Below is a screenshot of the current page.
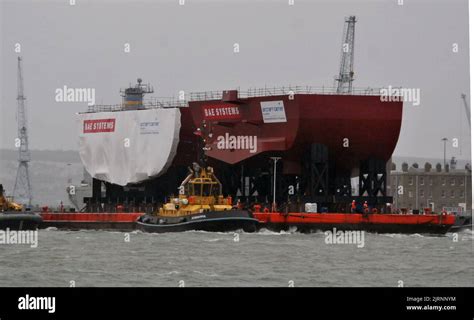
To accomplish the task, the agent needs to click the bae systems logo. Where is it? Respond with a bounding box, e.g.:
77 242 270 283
83 119 116 133
203 105 241 120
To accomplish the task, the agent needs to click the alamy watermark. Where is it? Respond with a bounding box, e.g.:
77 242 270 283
216 133 258 153
324 228 365 248
55 85 95 106
18 294 55 314
380 85 420 106
0 228 38 248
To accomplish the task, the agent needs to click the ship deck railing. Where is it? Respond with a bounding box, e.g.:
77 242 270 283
188 85 393 101
85 99 188 113
85 86 399 113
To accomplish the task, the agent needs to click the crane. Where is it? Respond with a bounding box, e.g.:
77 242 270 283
335 16 356 94
13 57 32 206
461 93 470 127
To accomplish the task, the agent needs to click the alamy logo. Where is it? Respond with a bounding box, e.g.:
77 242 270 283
216 133 257 153
0 228 38 248
380 85 420 106
324 228 365 248
55 85 95 106
18 294 55 313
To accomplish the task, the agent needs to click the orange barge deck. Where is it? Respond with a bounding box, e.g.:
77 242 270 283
39 212 143 231
253 212 456 234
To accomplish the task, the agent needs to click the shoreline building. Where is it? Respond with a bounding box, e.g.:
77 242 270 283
389 158 471 213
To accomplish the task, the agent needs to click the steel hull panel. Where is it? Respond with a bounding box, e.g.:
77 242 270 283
0 212 43 231
188 94 403 172
137 218 257 233
39 212 142 231
260 222 453 234
137 210 258 233
254 213 455 234
40 221 136 231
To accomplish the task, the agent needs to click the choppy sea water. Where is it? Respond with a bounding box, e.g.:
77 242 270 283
0 228 472 287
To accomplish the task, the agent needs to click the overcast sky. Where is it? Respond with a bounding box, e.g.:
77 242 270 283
0 0 471 161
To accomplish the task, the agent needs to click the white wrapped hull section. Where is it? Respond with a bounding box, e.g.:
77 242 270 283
77 108 181 186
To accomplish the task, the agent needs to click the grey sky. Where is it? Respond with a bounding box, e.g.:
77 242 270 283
0 0 471 161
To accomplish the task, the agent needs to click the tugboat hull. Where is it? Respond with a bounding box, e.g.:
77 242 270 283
136 210 258 233
0 212 43 230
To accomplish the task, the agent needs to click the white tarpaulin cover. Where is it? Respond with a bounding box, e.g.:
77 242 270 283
77 108 181 186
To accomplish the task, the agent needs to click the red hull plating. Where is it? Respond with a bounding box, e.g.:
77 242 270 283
188 93 402 172
39 212 143 231
254 212 455 234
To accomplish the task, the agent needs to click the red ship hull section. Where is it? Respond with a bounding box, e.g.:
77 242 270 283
188 94 402 173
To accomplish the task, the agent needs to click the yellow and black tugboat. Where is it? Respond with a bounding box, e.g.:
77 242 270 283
0 184 42 230
136 163 258 233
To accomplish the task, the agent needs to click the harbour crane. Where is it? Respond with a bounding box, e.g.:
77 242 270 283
335 16 356 94
13 57 32 206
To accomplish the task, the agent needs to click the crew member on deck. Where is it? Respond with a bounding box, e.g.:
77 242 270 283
363 201 369 214
236 199 243 210
351 200 356 213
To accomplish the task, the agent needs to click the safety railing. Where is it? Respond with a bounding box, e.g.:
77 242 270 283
85 99 187 113
85 85 393 113
189 86 385 101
